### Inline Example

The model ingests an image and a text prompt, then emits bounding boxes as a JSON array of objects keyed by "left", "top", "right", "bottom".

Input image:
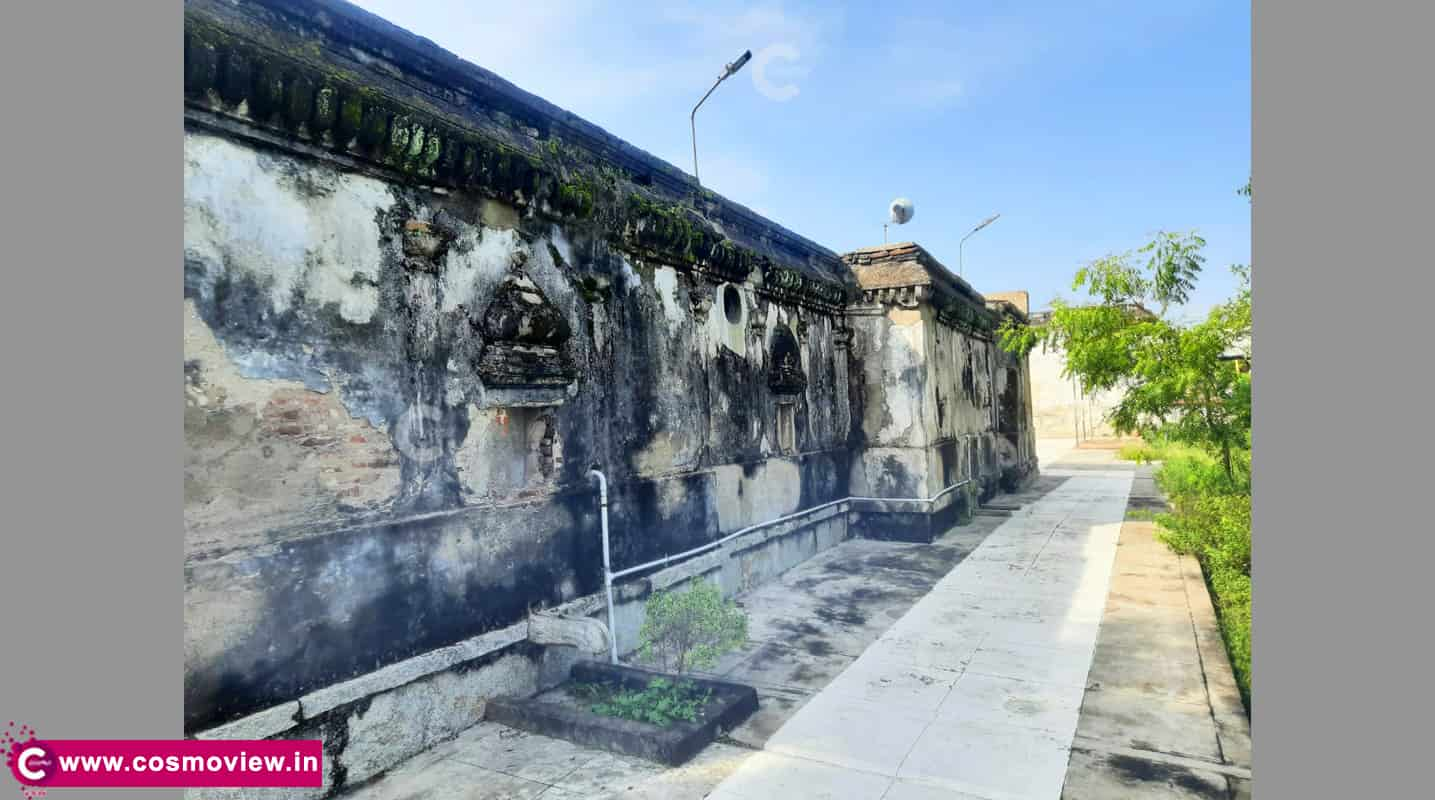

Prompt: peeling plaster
[
  {"left": 653, "top": 266, "right": 684, "bottom": 324},
  {"left": 184, "top": 134, "right": 394, "bottom": 324}
]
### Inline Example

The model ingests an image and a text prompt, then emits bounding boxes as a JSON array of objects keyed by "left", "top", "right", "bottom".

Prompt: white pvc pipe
[
  {"left": 602, "top": 478, "right": 972, "bottom": 581},
  {"left": 586, "top": 468, "right": 619, "bottom": 664}
]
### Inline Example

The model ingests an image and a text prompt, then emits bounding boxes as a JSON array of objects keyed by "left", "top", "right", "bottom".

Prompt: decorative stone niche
[
  {"left": 769, "top": 324, "right": 805, "bottom": 456},
  {"left": 767, "top": 324, "right": 807, "bottom": 396},
  {"left": 475, "top": 269, "right": 577, "bottom": 407},
  {"left": 776, "top": 402, "right": 797, "bottom": 455},
  {"left": 462, "top": 406, "right": 564, "bottom": 498},
  {"left": 939, "top": 440, "right": 960, "bottom": 486},
  {"left": 469, "top": 268, "right": 574, "bottom": 495}
]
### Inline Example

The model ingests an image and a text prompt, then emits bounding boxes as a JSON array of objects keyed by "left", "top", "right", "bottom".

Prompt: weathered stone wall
[
  {"left": 848, "top": 304, "right": 934, "bottom": 500},
  {"left": 993, "top": 337, "right": 1039, "bottom": 485},
  {"left": 181, "top": 1, "right": 1036, "bottom": 791},
  {"left": 184, "top": 129, "right": 856, "bottom": 732},
  {"left": 841, "top": 245, "right": 1038, "bottom": 524},
  {"left": 182, "top": 0, "right": 862, "bottom": 738}
]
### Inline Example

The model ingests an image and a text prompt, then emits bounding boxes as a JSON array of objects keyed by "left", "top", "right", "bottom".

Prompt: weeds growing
[{"left": 573, "top": 677, "right": 712, "bottom": 727}]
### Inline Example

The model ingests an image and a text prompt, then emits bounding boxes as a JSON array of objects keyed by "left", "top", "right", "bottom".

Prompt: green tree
[{"left": 999, "top": 231, "right": 1251, "bottom": 482}]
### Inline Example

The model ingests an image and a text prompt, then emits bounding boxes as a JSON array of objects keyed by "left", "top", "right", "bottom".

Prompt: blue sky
[{"left": 350, "top": 0, "right": 1250, "bottom": 320}]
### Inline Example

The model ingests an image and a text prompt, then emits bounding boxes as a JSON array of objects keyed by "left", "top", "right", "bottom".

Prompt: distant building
[{"left": 1026, "top": 307, "right": 1148, "bottom": 443}]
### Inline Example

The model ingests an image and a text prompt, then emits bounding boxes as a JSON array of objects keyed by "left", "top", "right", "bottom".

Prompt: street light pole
[
  {"left": 690, "top": 50, "right": 752, "bottom": 187},
  {"left": 958, "top": 213, "right": 1001, "bottom": 278}
]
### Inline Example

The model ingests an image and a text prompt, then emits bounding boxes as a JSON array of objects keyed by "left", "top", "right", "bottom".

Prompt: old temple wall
[
  {"left": 842, "top": 245, "right": 1038, "bottom": 542},
  {"left": 181, "top": 0, "right": 1034, "bottom": 792}
]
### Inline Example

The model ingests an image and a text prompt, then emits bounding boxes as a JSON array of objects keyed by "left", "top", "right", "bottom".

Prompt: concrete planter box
[{"left": 485, "top": 660, "right": 758, "bottom": 766}]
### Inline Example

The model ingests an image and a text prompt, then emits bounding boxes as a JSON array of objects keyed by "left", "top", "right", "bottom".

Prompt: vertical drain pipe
[{"left": 588, "top": 468, "right": 619, "bottom": 664}]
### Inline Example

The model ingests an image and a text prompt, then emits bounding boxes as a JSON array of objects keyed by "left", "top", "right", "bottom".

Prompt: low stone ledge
[
  {"left": 188, "top": 499, "right": 839, "bottom": 742},
  {"left": 193, "top": 701, "right": 300, "bottom": 741},
  {"left": 299, "top": 624, "right": 531, "bottom": 720}
]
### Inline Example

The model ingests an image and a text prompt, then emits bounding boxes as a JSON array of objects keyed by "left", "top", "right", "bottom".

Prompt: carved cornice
[
  {"left": 182, "top": 1, "right": 855, "bottom": 317},
  {"left": 616, "top": 195, "right": 849, "bottom": 313},
  {"left": 936, "top": 298, "right": 1000, "bottom": 338}
]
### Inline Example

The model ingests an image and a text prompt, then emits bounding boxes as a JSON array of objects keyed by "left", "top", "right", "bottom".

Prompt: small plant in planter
[
  {"left": 638, "top": 579, "right": 749, "bottom": 675},
  {"left": 574, "top": 676, "right": 711, "bottom": 727},
  {"left": 577, "top": 580, "right": 747, "bottom": 728},
  {"left": 486, "top": 581, "right": 759, "bottom": 764}
]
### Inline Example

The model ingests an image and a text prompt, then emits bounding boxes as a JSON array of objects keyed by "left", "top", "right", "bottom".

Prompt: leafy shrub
[
  {"left": 574, "top": 677, "right": 712, "bottom": 727},
  {"left": 1118, "top": 442, "right": 1158, "bottom": 463},
  {"left": 638, "top": 580, "right": 748, "bottom": 675}
]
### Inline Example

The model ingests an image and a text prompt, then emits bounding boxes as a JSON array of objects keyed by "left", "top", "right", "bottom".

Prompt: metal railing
[{"left": 586, "top": 469, "right": 972, "bottom": 662}]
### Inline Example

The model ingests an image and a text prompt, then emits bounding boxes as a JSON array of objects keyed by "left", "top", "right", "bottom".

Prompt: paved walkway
[
  {"left": 337, "top": 443, "right": 1250, "bottom": 800},
  {"left": 339, "top": 496, "right": 1029, "bottom": 800},
  {"left": 1061, "top": 465, "right": 1251, "bottom": 799},
  {"left": 708, "top": 467, "right": 1133, "bottom": 800}
]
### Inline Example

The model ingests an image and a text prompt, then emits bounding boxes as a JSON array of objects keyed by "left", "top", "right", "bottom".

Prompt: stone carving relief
[
  {"left": 475, "top": 270, "right": 576, "bottom": 392},
  {"left": 768, "top": 324, "right": 807, "bottom": 396}
]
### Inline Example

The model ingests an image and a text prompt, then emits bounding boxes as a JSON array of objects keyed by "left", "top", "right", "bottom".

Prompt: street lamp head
[
  {"left": 724, "top": 50, "right": 753, "bottom": 79},
  {"left": 693, "top": 50, "right": 753, "bottom": 187},
  {"left": 973, "top": 213, "right": 1001, "bottom": 233}
]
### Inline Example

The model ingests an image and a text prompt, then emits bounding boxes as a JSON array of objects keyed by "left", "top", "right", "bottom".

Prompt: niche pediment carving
[{"left": 475, "top": 271, "right": 576, "bottom": 391}]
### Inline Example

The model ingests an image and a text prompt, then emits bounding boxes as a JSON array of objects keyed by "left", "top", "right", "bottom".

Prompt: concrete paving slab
[
  {"left": 447, "top": 728, "right": 595, "bottom": 785},
  {"left": 768, "top": 692, "right": 934, "bottom": 775},
  {"left": 824, "top": 655, "right": 962, "bottom": 713},
  {"left": 1213, "top": 711, "right": 1252, "bottom": 769},
  {"left": 898, "top": 718, "right": 1072, "bottom": 800},
  {"left": 716, "top": 751, "right": 894, "bottom": 800},
  {"left": 931, "top": 591, "right": 1098, "bottom": 625},
  {"left": 975, "top": 614, "right": 1102, "bottom": 651},
  {"left": 965, "top": 639, "right": 1096, "bottom": 688},
  {"left": 723, "top": 685, "right": 813, "bottom": 748},
  {"left": 870, "top": 626, "right": 987, "bottom": 673},
  {"left": 346, "top": 757, "right": 550, "bottom": 800},
  {"left": 880, "top": 780, "right": 991, "bottom": 800},
  {"left": 1072, "top": 687, "right": 1222, "bottom": 762},
  {"left": 724, "top": 640, "right": 856, "bottom": 692},
  {"left": 600, "top": 742, "right": 753, "bottom": 800},
  {"left": 1060, "top": 749, "right": 1230, "bottom": 800},
  {"left": 547, "top": 751, "right": 664, "bottom": 797},
  {"left": 1083, "top": 650, "right": 1208, "bottom": 705},
  {"left": 935, "top": 673, "right": 1084, "bottom": 737}
]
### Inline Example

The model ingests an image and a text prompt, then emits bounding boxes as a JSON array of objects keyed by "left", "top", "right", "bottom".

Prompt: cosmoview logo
[
  {"left": 3, "top": 721, "right": 323, "bottom": 793},
  {"left": 15, "top": 747, "right": 51, "bottom": 783},
  {"left": 4, "top": 723, "right": 50, "bottom": 799}
]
